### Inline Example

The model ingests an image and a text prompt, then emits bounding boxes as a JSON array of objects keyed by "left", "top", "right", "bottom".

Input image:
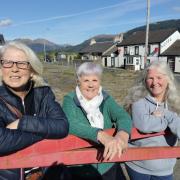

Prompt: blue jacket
[{"left": 0, "top": 83, "right": 69, "bottom": 179}]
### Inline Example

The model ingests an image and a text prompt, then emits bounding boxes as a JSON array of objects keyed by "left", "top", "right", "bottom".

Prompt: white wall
[
  {"left": 139, "top": 45, "right": 145, "bottom": 56},
  {"left": 175, "top": 57, "right": 180, "bottom": 73},
  {"left": 102, "top": 57, "right": 113, "bottom": 67},
  {"left": 149, "top": 44, "right": 159, "bottom": 57},
  {"left": 158, "top": 56, "right": 167, "bottom": 62}
]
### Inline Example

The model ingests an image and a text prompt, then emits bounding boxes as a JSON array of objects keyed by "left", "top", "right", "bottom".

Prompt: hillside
[
  {"left": 125, "top": 19, "right": 180, "bottom": 36},
  {"left": 62, "top": 19, "right": 180, "bottom": 52},
  {"left": 62, "top": 34, "right": 116, "bottom": 52},
  {"left": 13, "top": 38, "right": 62, "bottom": 53},
  {"left": 13, "top": 19, "right": 180, "bottom": 53}
]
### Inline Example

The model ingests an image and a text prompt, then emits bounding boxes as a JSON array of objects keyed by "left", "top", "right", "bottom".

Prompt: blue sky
[{"left": 0, "top": 0, "right": 179, "bottom": 45}]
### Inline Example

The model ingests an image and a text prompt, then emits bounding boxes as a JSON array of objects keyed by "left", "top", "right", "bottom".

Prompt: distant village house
[
  {"left": 117, "top": 28, "right": 180, "bottom": 72},
  {"left": 79, "top": 29, "right": 180, "bottom": 73}
]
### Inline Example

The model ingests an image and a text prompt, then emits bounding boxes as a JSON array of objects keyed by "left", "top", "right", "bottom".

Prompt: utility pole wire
[{"left": 144, "top": 0, "right": 150, "bottom": 67}]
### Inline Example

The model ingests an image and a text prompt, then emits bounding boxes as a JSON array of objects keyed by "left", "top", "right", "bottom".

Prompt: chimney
[
  {"left": 114, "top": 33, "right": 123, "bottom": 43},
  {"left": 90, "top": 38, "right": 96, "bottom": 45}
]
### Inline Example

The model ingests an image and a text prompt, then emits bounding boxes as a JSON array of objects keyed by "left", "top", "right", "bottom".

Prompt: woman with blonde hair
[
  {"left": 124, "top": 61, "right": 180, "bottom": 180},
  {"left": 0, "top": 41, "right": 69, "bottom": 180}
]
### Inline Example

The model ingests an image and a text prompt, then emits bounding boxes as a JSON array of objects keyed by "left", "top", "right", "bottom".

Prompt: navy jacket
[{"left": 0, "top": 83, "right": 69, "bottom": 180}]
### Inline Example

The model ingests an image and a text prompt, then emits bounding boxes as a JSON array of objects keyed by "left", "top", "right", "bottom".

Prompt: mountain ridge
[{"left": 13, "top": 19, "right": 180, "bottom": 53}]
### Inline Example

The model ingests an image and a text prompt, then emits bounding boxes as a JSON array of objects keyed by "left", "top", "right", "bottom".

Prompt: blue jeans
[{"left": 126, "top": 165, "right": 173, "bottom": 180}]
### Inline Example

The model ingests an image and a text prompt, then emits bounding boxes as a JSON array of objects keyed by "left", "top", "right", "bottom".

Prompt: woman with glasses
[{"left": 0, "top": 41, "right": 69, "bottom": 180}]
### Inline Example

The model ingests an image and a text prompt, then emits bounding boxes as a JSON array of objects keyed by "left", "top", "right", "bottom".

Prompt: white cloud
[
  {"left": 173, "top": 6, "right": 180, "bottom": 12},
  {"left": 0, "top": 19, "right": 12, "bottom": 27}
]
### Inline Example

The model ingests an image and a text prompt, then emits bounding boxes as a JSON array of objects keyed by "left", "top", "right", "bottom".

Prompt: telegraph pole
[
  {"left": 44, "top": 40, "right": 47, "bottom": 62},
  {"left": 144, "top": 0, "right": 150, "bottom": 67}
]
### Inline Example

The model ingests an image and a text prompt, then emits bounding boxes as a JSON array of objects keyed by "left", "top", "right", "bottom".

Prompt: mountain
[
  {"left": 125, "top": 19, "right": 180, "bottom": 36},
  {"left": 63, "top": 19, "right": 180, "bottom": 52},
  {"left": 62, "top": 34, "right": 116, "bottom": 52},
  {"left": 13, "top": 38, "right": 62, "bottom": 53},
  {"left": 13, "top": 19, "right": 180, "bottom": 53}
]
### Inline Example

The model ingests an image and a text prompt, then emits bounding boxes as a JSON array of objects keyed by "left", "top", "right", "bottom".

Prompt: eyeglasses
[{"left": 0, "top": 60, "right": 30, "bottom": 69}]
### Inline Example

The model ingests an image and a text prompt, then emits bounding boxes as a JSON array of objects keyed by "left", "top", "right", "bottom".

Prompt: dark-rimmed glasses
[{"left": 0, "top": 60, "right": 30, "bottom": 70}]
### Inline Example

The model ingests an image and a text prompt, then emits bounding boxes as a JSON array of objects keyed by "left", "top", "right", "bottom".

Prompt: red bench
[{"left": 0, "top": 128, "right": 179, "bottom": 169}]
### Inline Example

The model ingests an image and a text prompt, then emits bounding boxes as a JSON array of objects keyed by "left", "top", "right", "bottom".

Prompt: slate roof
[
  {"left": 103, "top": 45, "right": 118, "bottom": 56},
  {"left": 161, "top": 40, "right": 180, "bottom": 56},
  {"left": 80, "top": 41, "right": 114, "bottom": 54},
  {"left": 118, "top": 29, "right": 177, "bottom": 46}
]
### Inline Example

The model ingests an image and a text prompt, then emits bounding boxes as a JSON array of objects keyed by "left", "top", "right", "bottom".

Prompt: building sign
[{"left": 161, "top": 37, "right": 172, "bottom": 49}]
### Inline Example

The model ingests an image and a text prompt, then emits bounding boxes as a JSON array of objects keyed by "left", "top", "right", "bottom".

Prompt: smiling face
[
  {"left": 1, "top": 47, "right": 33, "bottom": 92},
  {"left": 78, "top": 74, "right": 101, "bottom": 100},
  {"left": 146, "top": 68, "right": 169, "bottom": 102}
]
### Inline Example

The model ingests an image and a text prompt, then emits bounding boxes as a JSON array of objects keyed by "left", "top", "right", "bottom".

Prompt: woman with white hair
[
  {"left": 63, "top": 62, "right": 132, "bottom": 180},
  {"left": 0, "top": 41, "right": 69, "bottom": 180},
  {"left": 124, "top": 61, "right": 180, "bottom": 180}
]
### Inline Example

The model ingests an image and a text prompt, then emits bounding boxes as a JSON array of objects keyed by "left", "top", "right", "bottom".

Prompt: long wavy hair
[
  {"left": 123, "top": 61, "right": 180, "bottom": 114},
  {"left": 0, "top": 41, "right": 48, "bottom": 87}
]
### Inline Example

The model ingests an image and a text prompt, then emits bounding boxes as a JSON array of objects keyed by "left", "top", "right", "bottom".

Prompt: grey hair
[
  {"left": 76, "top": 62, "right": 103, "bottom": 80},
  {"left": 124, "top": 61, "right": 180, "bottom": 114},
  {"left": 0, "top": 41, "right": 48, "bottom": 87}
]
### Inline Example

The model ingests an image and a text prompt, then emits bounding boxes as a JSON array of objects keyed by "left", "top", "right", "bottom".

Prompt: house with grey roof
[
  {"left": 117, "top": 28, "right": 180, "bottom": 72},
  {"left": 79, "top": 34, "right": 123, "bottom": 65},
  {"left": 79, "top": 39, "right": 114, "bottom": 61},
  {"left": 102, "top": 45, "right": 118, "bottom": 67}
]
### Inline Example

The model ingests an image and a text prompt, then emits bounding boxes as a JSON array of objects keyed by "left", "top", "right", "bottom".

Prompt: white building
[
  {"left": 80, "top": 39, "right": 115, "bottom": 61},
  {"left": 116, "top": 29, "right": 180, "bottom": 72}
]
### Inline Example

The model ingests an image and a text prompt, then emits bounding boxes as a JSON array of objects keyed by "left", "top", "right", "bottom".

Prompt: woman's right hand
[{"left": 97, "top": 130, "right": 125, "bottom": 161}]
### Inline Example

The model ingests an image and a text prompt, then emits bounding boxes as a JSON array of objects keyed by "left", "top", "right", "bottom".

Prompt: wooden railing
[{"left": 0, "top": 128, "right": 179, "bottom": 169}]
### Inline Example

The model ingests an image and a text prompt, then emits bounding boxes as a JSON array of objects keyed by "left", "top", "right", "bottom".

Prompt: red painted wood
[
  {"left": 131, "top": 128, "right": 165, "bottom": 140},
  {"left": 0, "top": 128, "right": 165, "bottom": 158},
  {"left": 0, "top": 128, "right": 169, "bottom": 169},
  {"left": 0, "top": 146, "right": 180, "bottom": 169}
]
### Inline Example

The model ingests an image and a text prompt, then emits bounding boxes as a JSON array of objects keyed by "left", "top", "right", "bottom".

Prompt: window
[
  {"left": 148, "top": 45, "right": 150, "bottom": 55},
  {"left": 111, "top": 57, "right": 115, "bottom": 67},
  {"left": 124, "top": 47, "right": 128, "bottom": 55},
  {"left": 129, "top": 57, "right": 133, "bottom": 64},
  {"left": 127, "top": 57, "right": 133, "bottom": 64},
  {"left": 136, "top": 59, "right": 139, "bottom": 65},
  {"left": 135, "top": 46, "right": 139, "bottom": 55}
]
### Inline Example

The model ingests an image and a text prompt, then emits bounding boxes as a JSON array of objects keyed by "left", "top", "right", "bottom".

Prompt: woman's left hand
[
  {"left": 114, "top": 131, "right": 129, "bottom": 156},
  {"left": 6, "top": 119, "right": 20, "bottom": 129}
]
